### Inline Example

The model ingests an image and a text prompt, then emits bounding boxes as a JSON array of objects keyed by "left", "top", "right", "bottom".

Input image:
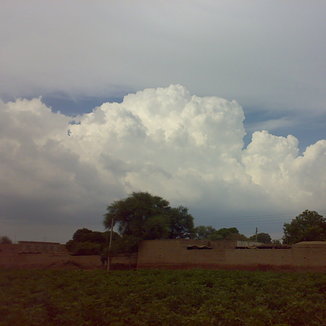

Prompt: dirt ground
[
  {"left": 0, "top": 246, "right": 137, "bottom": 270},
  {"left": 0, "top": 252, "right": 104, "bottom": 270}
]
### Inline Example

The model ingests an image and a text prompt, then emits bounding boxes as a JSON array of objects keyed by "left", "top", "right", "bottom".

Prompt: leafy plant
[{"left": 1, "top": 269, "right": 326, "bottom": 326}]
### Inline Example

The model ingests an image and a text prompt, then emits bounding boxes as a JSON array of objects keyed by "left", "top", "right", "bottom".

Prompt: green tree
[
  {"left": 66, "top": 228, "right": 120, "bottom": 255},
  {"left": 194, "top": 226, "right": 247, "bottom": 241},
  {"left": 72, "top": 228, "right": 106, "bottom": 244},
  {"left": 249, "top": 232, "right": 272, "bottom": 244},
  {"left": 109, "top": 235, "right": 140, "bottom": 254},
  {"left": 143, "top": 215, "right": 170, "bottom": 240},
  {"left": 194, "top": 226, "right": 217, "bottom": 240},
  {"left": 214, "top": 227, "right": 239, "bottom": 240},
  {"left": 283, "top": 210, "right": 326, "bottom": 244},
  {"left": 0, "top": 236, "right": 12, "bottom": 244},
  {"left": 104, "top": 192, "right": 194, "bottom": 243},
  {"left": 168, "top": 206, "right": 195, "bottom": 239},
  {"left": 210, "top": 227, "right": 247, "bottom": 241}
]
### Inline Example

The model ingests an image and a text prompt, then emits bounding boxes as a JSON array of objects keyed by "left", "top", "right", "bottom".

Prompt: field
[{"left": 1, "top": 269, "right": 326, "bottom": 326}]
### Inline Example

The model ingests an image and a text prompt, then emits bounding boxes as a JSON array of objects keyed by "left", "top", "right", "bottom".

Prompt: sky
[{"left": 0, "top": 0, "right": 325, "bottom": 243}]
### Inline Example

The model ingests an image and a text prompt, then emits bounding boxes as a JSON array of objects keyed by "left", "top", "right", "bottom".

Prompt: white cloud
[{"left": 0, "top": 85, "right": 325, "bottom": 241}]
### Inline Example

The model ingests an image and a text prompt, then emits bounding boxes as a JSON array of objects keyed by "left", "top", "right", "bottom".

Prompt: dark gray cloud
[{"left": 1, "top": 1, "right": 326, "bottom": 114}]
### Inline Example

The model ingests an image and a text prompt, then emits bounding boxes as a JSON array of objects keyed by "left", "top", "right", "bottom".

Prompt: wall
[
  {"left": 0, "top": 244, "right": 136, "bottom": 270},
  {"left": 18, "top": 241, "right": 65, "bottom": 254},
  {"left": 137, "top": 239, "right": 326, "bottom": 271},
  {"left": 2, "top": 240, "right": 326, "bottom": 271},
  {"left": 137, "top": 239, "right": 235, "bottom": 269},
  {"left": 0, "top": 244, "right": 102, "bottom": 269},
  {"left": 110, "top": 254, "right": 138, "bottom": 270}
]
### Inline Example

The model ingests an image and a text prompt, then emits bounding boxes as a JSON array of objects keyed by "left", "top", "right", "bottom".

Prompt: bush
[
  {"left": 67, "top": 241, "right": 102, "bottom": 255},
  {"left": 0, "top": 236, "right": 12, "bottom": 244}
]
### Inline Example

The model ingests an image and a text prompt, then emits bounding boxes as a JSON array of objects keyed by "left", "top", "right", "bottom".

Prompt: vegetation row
[
  {"left": 63, "top": 192, "right": 326, "bottom": 256},
  {"left": 1, "top": 269, "right": 326, "bottom": 326},
  {"left": 2, "top": 192, "right": 325, "bottom": 258}
]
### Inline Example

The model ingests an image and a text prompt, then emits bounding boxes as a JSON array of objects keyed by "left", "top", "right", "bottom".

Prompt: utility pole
[
  {"left": 255, "top": 227, "right": 258, "bottom": 242},
  {"left": 107, "top": 218, "right": 114, "bottom": 271}
]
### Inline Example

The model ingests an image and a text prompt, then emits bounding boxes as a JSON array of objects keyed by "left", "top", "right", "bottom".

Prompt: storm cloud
[
  {"left": 0, "top": 85, "right": 325, "bottom": 241},
  {"left": 1, "top": 1, "right": 326, "bottom": 115}
]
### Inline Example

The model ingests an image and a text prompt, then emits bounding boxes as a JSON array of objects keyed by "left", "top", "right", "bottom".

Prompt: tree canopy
[
  {"left": 193, "top": 226, "right": 217, "bottom": 240},
  {"left": 194, "top": 226, "right": 247, "bottom": 241},
  {"left": 283, "top": 210, "right": 326, "bottom": 244},
  {"left": 66, "top": 228, "right": 120, "bottom": 255},
  {"left": 72, "top": 228, "right": 107, "bottom": 244},
  {"left": 249, "top": 232, "right": 272, "bottom": 244},
  {"left": 0, "top": 236, "right": 12, "bottom": 244},
  {"left": 104, "top": 192, "right": 194, "bottom": 241}
]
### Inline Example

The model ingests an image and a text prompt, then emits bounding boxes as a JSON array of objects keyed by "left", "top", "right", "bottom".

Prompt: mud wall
[
  {"left": 137, "top": 239, "right": 227, "bottom": 268},
  {"left": 0, "top": 244, "right": 136, "bottom": 270},
  {"left": 3, "top": 240, "right": 326, "bottom": 271},
  {"left": 0, "top": 251, "right": 102, "bottom": 270},
  {"left": 137, "top": 240, "right": 326, "bottom": 271}
]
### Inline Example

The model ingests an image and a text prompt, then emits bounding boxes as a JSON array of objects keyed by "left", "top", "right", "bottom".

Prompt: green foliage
[
  {"left": 213, "top": 227, "right": 247, "bottom": 241},
  {"left": 283, "top": 210, "right": 326, "bottom": 244},
  {"left": 1, "top": 269, "right": 326, "bottom": 326},
  {"left": 110, "top": 235, "right": 142, "bottom": 254},
  {"left": 168, "top": 206, "right": 195, "bottom": 239},
  {"left": 65, "top": 241, "right": 102, "bottom": 255},
  {"left": 66, "top": 228, "right": 120, "bottom": 255},
  {"left": 104, "top": 192, "right": 194, "bottom": 241},
  {"left": 72, "top": 228, "right": 106, "bottom": 244},
  {"left": 194, "top": 226, "right": 247, "bottom": 241},
  {"left": 194, "top": 225, "right": 217, "bottom": 240},
  {"left": 249, "top": 232, "right": 272, "bottom": 244},
  {"left": 0, "top": 235, "right": 12, "bottom": 244},
  {"left": 143, "top": 215, "right": 170, "bottom": 240}
]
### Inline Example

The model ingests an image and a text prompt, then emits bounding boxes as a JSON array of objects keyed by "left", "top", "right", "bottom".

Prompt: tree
[
  {"left": 104, "top": 192, "right": 194, "bottom": 243},
  {"left": 72, "top": 228, "right": 107, "bottom": 244},
  {"left": 283, "top": 210, "right": 326, "bottom": 244},
  {"left": 194, "top": 226, "right": 217, "bottom": 240},
  {"left": 66, "top": 228, "right": 120, "bottom": 255},
  {"left": 168, "top": 206, "right": 195, "bottom": 239},
  {"left": 194, "top": 226, "right": 247, "bottom": 241},
  {"left": 212, "top": 227, "right": 246, "bottom": 241},
  {"left": 249, "top": 232, "right": 272, "bottom": 244},
  {"left": 0, "top": 236, "right": 12, "bottom": 244},
  {"left": 66, "top": 241, "right": 102, "bottom": 256}
]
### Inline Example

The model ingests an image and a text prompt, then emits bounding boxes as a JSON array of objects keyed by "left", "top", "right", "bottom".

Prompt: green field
[{"left": 1, "top": 269, "right": 326, "bottom": 326}]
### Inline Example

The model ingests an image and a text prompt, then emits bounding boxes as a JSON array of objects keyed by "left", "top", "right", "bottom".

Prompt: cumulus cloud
[
  {"left": 242, "top": 131, "right": 326, "bottom": 207},
  {"left": 0, "top": 85, "right": 325, "bottom": 241}
]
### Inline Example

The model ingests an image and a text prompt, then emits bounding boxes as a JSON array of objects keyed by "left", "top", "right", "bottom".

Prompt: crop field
[{"left": 1, "top": 269, "right": 326, "bottom": 326}]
